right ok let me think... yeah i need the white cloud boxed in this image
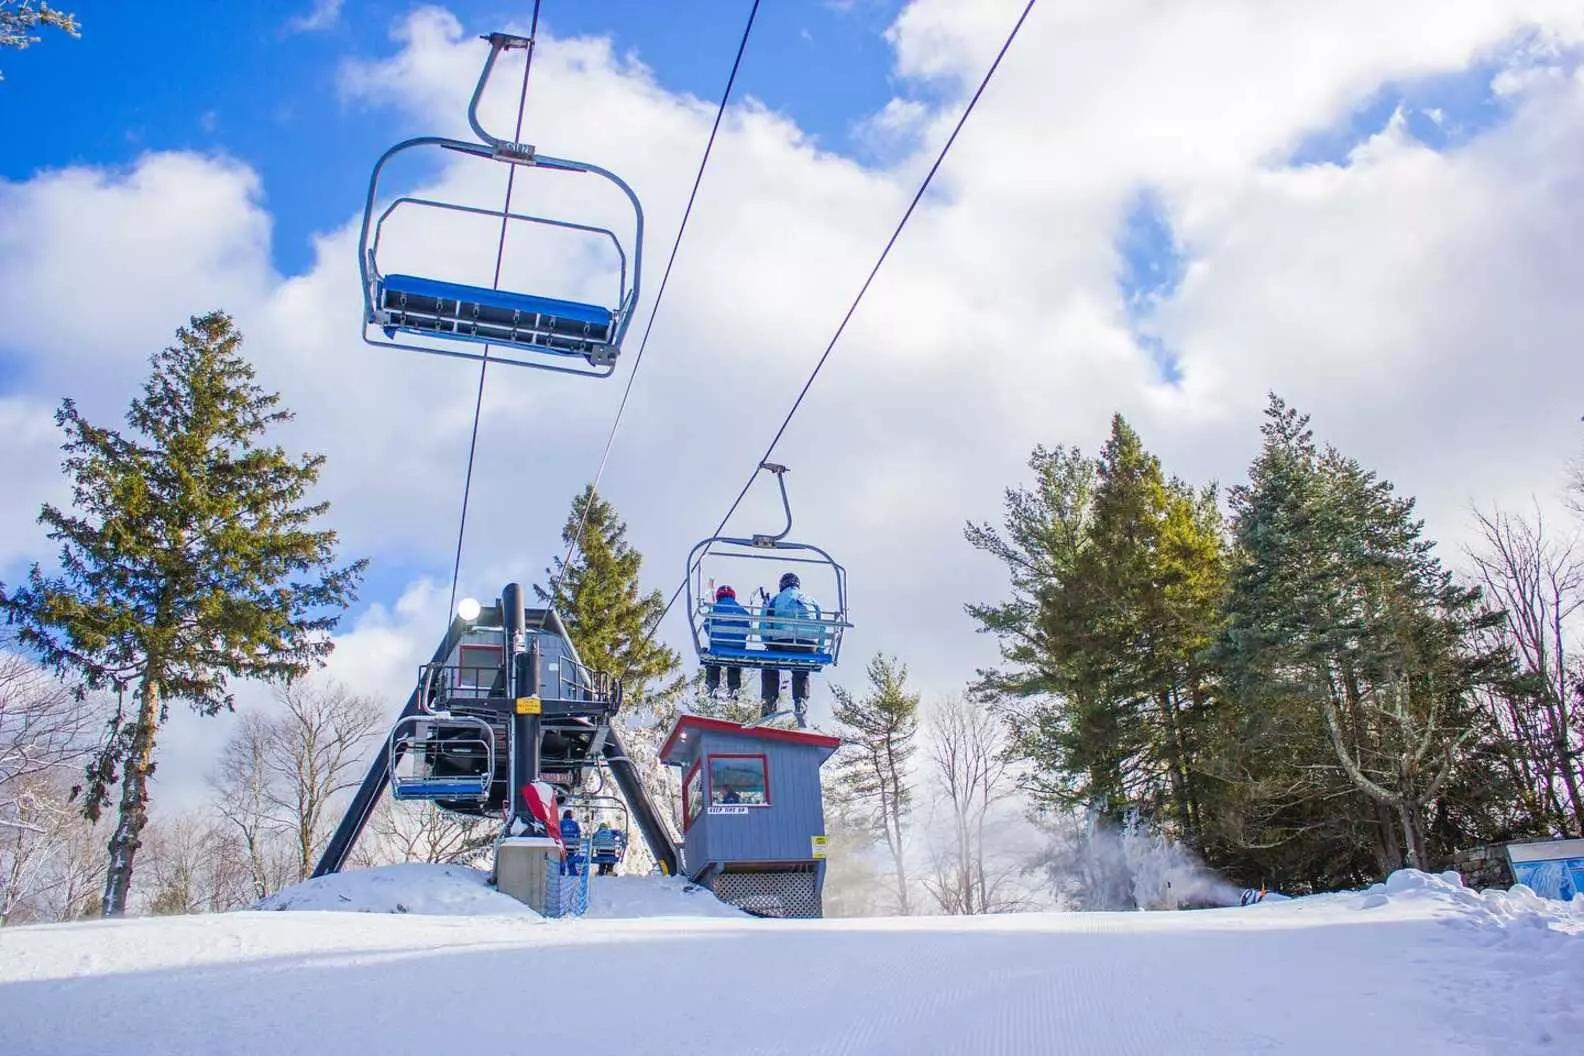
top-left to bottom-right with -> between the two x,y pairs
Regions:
285,0 -> 343,36
852,97 -> 929,154
4,2 -> 1584,817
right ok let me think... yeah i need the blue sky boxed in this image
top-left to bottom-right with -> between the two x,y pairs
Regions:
2,2 -> 1539,395
1,1 -> 910,277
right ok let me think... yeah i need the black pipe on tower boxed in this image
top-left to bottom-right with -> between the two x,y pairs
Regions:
502,583 -> 541,826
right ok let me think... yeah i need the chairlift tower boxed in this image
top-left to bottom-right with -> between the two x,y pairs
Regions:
313,582 -> 679,888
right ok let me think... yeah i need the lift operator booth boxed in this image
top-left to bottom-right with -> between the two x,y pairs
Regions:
661,715 -> 840,918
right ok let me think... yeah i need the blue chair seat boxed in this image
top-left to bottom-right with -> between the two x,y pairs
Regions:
701,644 -> 834,669
392,777 -> 490,800
375,274 -> 614,356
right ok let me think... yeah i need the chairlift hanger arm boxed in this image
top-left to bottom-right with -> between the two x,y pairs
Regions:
752,463 -> 793,546
470,32 -> 539,158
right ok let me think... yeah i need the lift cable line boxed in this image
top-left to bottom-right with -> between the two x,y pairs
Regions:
537,0 -> 762,632
623,0 -> 1040,682
446,0 -> 544,625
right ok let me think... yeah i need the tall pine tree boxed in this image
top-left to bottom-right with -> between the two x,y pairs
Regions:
535,486 -> 684,867
1074,415 -> 1226,845
967,417 -> 1225,847
1218,395 -> 1505,872
965,444 -> 1108,806
0,311 -> 365,915
535,485 -> 682,704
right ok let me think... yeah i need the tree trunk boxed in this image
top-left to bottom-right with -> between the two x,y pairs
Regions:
102,678 -> 161,916
889,813 -> 910,916
1395,799 -> 1428,871
1552,724 -> 1584,836
1156,685 -> 1197,844
1373,802 -> 1404,874
881,742 -> 910,915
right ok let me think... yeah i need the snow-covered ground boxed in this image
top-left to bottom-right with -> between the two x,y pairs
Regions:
0,868 -> 1578,1055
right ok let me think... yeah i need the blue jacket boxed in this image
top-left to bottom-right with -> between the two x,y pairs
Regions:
760,587 -> 822,646
592,827 -> 618,851
706,595 -> 750,650
559,817 -> 582,843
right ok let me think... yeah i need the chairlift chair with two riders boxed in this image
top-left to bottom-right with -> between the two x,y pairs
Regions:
559,788 -> 631,872
357,32 -> 643,378
686,464 -> 853,727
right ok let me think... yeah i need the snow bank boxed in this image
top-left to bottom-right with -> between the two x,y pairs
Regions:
583,874 -> 745,918
251,863 -> 742,920
1341,868 -> 1584,929
2,867 -> 1579,1055
255,863 -> 538,916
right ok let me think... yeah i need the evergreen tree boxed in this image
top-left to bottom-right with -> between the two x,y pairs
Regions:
536,485 -> 681,704
0,311 -> 365,915
967,418 -> 1226,847
965,444 -> 1108,805
1073,415 -> 1226,844
535,486 -> 684,867
1218,395 -> 1506,871
830,654 -> 919,914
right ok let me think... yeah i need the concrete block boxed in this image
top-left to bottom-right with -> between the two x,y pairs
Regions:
495,836 -> 561,913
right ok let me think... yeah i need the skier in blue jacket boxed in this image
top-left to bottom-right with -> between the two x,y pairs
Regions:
703,585 -> 750,698
758,572 -> 821,726
559,810 -> 583,875
591,823 -> 621,876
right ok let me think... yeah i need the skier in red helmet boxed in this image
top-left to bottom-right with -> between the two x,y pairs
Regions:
703,584 -> 750,698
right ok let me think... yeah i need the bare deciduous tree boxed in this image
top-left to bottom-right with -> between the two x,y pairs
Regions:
206,679 -> 383,890
1467,502 -> 1584,834
0,648 -> 104,924
207,712 -> 293,899
921,693 -> 1022,914
141,813 -> 254,916
1,651 -> 97,831
357,799 -> 495,867
266,680 -> 383,879
0,773 -> 108,924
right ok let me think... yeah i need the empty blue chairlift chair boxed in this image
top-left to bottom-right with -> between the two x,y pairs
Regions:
686,464 -> 853,716
388,713 -> 496,802
357,32 -> 644,378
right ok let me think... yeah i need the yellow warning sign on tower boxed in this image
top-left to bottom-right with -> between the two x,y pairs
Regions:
811,835 -> 828,859
515,696 -> 541,715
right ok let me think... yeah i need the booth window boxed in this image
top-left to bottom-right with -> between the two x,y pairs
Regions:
457,644 -> 501,690
709,754 -> 769,806
684,762 -> 704,829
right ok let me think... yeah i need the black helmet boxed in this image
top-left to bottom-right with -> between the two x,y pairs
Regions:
779,572 -> 800,591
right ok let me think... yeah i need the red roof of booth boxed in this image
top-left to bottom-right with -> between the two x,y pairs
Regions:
659,714 -> 842,763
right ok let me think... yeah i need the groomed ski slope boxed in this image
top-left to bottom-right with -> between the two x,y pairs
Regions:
0,868 -> 1578,1055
